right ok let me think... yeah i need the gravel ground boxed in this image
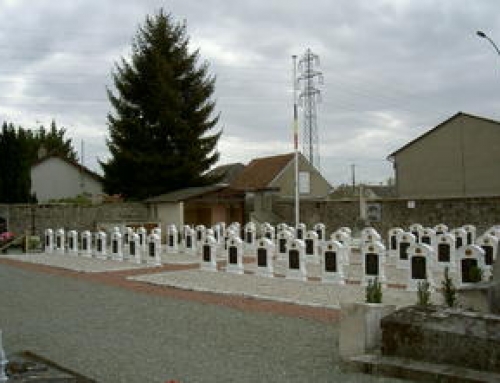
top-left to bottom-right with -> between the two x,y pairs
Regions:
0,263 -> 412,383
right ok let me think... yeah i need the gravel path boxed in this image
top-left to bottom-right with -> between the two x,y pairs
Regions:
0,262 -> 411,383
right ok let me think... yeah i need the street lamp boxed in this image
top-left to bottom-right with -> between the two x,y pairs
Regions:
476,30 -> 500,57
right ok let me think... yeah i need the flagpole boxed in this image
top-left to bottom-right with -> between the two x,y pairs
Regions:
292,55 -> 300,230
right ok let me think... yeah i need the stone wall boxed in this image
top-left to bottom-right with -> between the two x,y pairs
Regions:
0,203 -> 152,236
273,196 -> 500,237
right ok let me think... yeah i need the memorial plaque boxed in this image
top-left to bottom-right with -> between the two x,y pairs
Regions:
45,235 -> 50,247
228,246 -> 237,264
197,231 -> 202,241
324,251 -> 337,272
265,232 -> 272,240
178,232 -> 182,244
149,242 -> 155,257
436,231 -> 443,236
461,258 -> 478,283
438,243 -> 450,263
69,237 -> 74,250
124,233 -> 129,245
305,239 -> 314,255
130,241 -> 135,256
467,232 -> 473,245
169,235 -> 174,247
203,245 -> 211,262
411,256 -> 426,279
289,250 -> 300,269
279,238 -> 287,254
365,253 -> 379,275
97,239 -> 102,252
257,248 -> 267,267
82,238 -> 87,251
399,242 -> 410,260
316,230 -> 323,240
456,237 -> 463,249
421,236 -> 430,245
246,232 -> 252,244
186,235 -> 192,248
481,245 -> 494,266
390,235 -> 397,251
297,229 -> 303,240
56,236 -> 61,248
112,240 -> 118,254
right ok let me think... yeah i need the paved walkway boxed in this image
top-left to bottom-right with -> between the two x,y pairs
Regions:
0,256 -> 411,383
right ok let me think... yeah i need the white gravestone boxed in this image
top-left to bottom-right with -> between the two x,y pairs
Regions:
276,230 -> 293,260
330,230 -> 352,249
462,224 -> 476,245
475,234 -> 498,280
320,240 -> 347,284
286,239 -> 307,281
200,235 -> 218,272
129,233 -> 142,264
137,227 -> 147,252
435,233 -> 457,272
195,225 -> 206,244
409,223 -> 424,243
314,223 -> 326,244
67,230 -> 79,255
55,228 -> 65,254
110,230 -> 123,261
94,231 -> 107,259
183,227 -> 197,255
387,227 -> 404,262
451,227 -> 467,250
167,224 -> 179,253
406,243 -> 435,291
361,241 -> 387,287
80,230 -> 92,257
244,223 -> 257,252
360,227 -> 381,244
226,237 -> 244,275
433,223 -> 449,236
456,245 -> 486,287
255,238 -> 275,278
419,228 -> 437,251
146,233 -> 162,266
44,228 -> 54,254
396,232 -> 416,269
304,230 -> 320,264
296,223 -> 307,240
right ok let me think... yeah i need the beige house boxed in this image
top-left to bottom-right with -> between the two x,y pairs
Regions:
388,112 -> 500,198
231,152 -> 332,223
31,155 -> 104,203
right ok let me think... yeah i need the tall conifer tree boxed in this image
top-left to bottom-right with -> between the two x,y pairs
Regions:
101,10 -> 221,200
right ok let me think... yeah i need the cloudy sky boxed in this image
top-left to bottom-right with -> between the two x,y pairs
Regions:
2,0 -> 500,186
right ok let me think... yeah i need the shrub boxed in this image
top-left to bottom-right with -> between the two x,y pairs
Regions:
441,267 -> 457,308
366,277 -> 383,303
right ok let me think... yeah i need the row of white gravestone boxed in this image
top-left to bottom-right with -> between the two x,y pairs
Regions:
43,228 -> 162,266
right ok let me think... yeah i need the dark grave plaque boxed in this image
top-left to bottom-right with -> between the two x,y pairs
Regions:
412,231 -> 419,242
390,235 -> 397,250
411,256 -> 426,280
297,229 -> 303,240
279,238 -> 287,254
324,251 -> 337,272
82,238 -> 87,251
436,231 -> 443,236
467,232 -> 473,245
169,235 -> 174,247
257,248 -> 267,267
438,243 -> 450,263
456,237 -> 463,249
399,242 -> 410,260
421,236 -> 430,245
178,232 -> 182,244
461,258 -> 478,283
197,231 -> 202,241
45,235 -> 50,247
265,232 -> 272,240
69,237 -> 74,250
289,249 -> 300,269
139,235 -> 144,246
112,240 -> 118,254
130,241 -> 135,256
228,246 -> 238,264
203,245 -> 211,262
97,239 -> 102,252
56,236 -> 61,249
305,239 -> 314,255
316,230 -> 323,240
124,233 -> 129,244
246,232 -> 252,244
186,235 -> 192,248
482,245 -> 494,266
149,242 -> 155,257
365,253 -> 379,276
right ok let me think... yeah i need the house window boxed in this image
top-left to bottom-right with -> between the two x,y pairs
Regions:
299,171 -> 310,194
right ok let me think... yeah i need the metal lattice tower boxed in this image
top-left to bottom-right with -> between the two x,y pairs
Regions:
298,48 -> 323,169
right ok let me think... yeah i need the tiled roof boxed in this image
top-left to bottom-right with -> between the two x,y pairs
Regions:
206,163 -> 245,184
32,154 -> 103,182
231,153 -> 295,191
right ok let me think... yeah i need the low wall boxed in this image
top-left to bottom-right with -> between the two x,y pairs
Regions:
273,196 -> 500,237
0,203 -> 152,237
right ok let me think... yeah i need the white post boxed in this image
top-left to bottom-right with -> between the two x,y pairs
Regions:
292,54 -> 300,230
